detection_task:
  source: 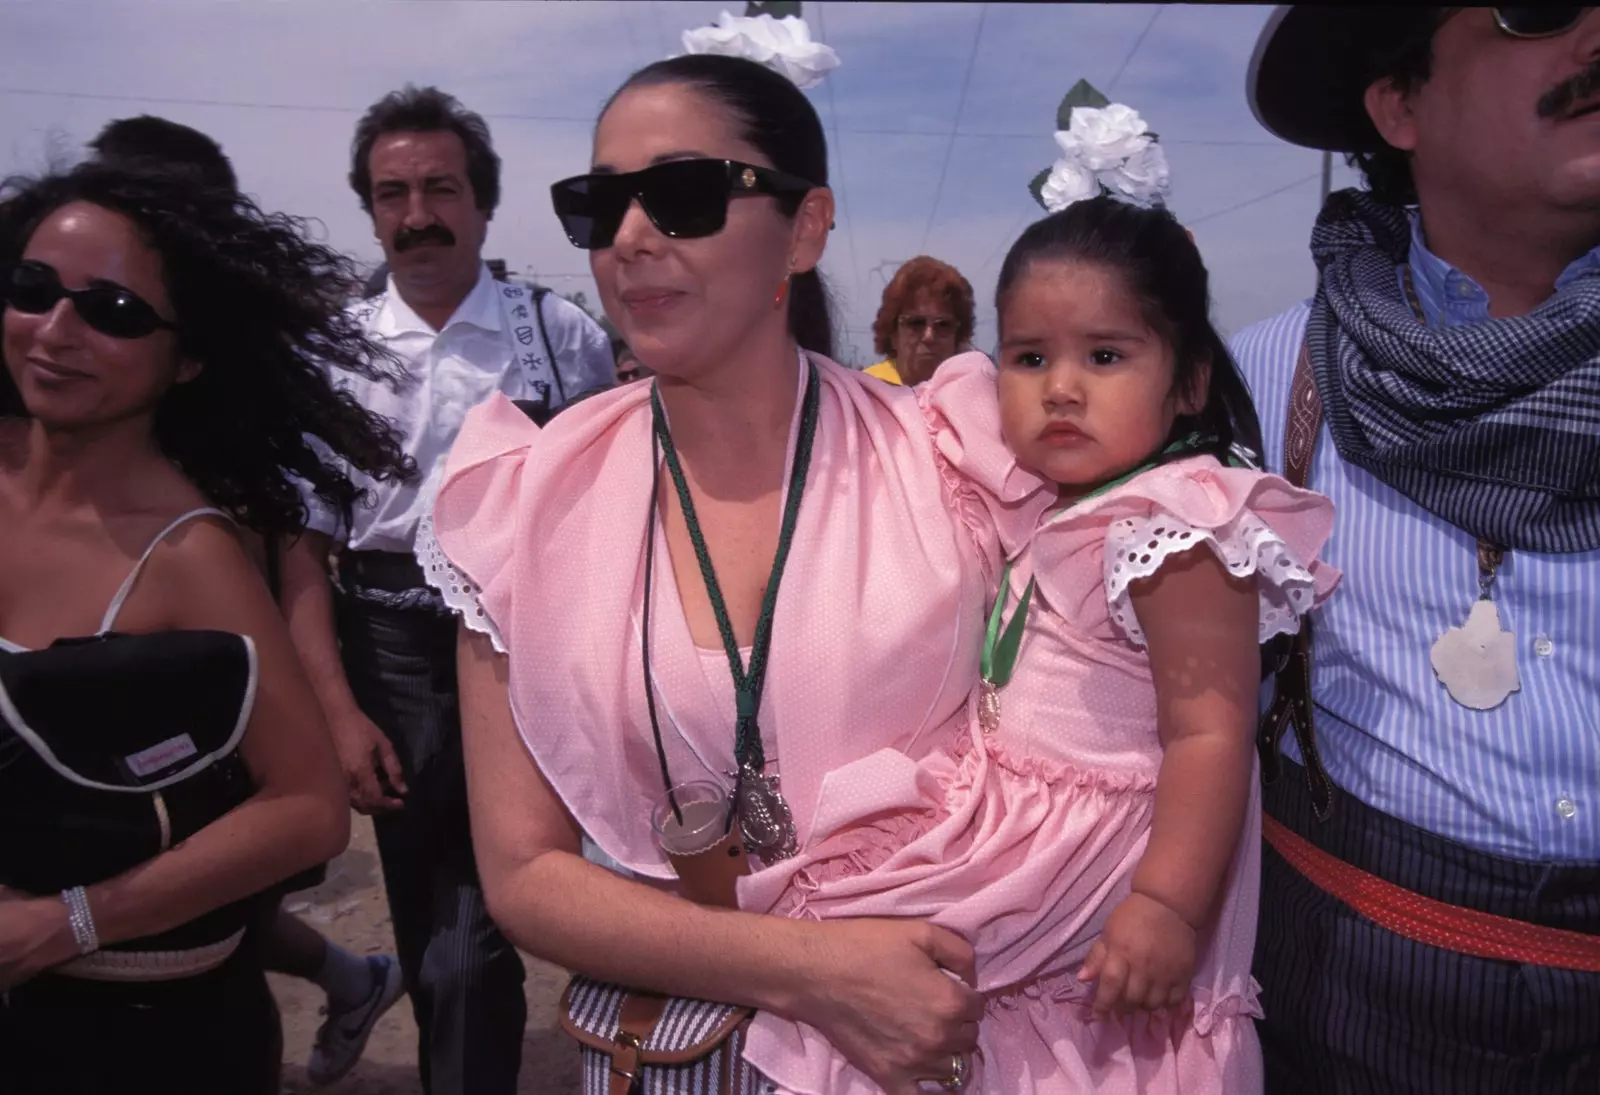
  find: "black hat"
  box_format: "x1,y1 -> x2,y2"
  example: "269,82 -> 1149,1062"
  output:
1247,6 -> 1441,153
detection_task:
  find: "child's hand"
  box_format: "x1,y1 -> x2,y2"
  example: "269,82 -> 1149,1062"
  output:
1077,891 -> 1196,1018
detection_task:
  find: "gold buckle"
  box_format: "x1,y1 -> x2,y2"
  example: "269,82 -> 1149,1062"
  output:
611,1031 -> 643,1082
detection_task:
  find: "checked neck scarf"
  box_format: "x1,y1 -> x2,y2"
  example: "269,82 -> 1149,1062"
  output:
1307,188 -> 1600,553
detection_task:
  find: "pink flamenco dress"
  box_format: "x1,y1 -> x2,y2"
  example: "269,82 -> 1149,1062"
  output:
739,353 -> 1341,1095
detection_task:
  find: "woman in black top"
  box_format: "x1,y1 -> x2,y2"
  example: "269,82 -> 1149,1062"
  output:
0,163 -> 410,1094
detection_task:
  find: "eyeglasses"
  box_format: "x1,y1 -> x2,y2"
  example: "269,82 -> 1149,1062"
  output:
897,314 -> 957,338
550,159 -> 816,250
3,260 -> 176,339
1493,8 -> 1586,38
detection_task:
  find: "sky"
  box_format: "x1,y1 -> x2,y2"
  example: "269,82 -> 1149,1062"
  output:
0,1 -> 1363,366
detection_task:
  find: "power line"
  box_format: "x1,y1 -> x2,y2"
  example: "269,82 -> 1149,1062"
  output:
0,85 -> 594,124
0,86 -> 1286,148
1106,6 -> 1163,95
1186,171 -> 1321,227
815,3 -> 862,297
918,2 -> 989,253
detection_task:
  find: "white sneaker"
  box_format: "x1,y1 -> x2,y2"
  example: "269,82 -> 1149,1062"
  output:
306,955 -> 406,1086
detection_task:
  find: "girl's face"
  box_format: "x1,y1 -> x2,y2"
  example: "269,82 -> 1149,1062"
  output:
3,201 -> 195,430
996,258 -> 1203,499
588,81 -> 831,381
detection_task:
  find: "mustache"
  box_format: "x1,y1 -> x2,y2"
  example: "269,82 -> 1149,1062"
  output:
1538,60 -> 1600,119
393,224 -> 456,253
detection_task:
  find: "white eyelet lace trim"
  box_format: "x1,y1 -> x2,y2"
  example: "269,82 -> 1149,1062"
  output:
1104,510 -> 1317,648
414,515 -> 507,655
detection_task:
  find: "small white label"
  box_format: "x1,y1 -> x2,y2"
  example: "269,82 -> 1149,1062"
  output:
124,734 -> 199,778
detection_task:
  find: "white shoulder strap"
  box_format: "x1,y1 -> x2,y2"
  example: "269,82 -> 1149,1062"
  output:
497,282 -> 566,408
98,507 -> 234,634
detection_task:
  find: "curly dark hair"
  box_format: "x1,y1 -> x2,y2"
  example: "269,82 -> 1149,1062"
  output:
0,162 -> 414,537
1347,9 -> 1445,207
349,85 -> 500,217
871,256 -> 975,358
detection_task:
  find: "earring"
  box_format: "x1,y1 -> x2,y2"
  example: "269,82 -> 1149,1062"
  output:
774,257 -> 796,308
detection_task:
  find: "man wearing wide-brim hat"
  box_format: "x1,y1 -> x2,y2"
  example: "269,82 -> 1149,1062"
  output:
1233,7 -> 1600,1092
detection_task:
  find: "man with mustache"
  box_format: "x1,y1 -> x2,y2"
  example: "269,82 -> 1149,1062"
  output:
1235,9 -> 1600,1093
279,85 -> 611,1095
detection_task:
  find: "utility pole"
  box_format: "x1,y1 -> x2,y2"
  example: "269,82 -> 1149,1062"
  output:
1319,150 -> 1333,206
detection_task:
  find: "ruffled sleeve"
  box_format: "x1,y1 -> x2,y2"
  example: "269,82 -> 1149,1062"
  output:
1031,456 -> 1340,647
917,352 -> 1057,573
422,393 -> 543,653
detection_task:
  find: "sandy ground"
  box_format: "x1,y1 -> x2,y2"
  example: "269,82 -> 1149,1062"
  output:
270,813 -> 581,1095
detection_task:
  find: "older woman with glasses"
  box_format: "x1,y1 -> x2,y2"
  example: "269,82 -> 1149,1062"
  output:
864,255 -> 975,387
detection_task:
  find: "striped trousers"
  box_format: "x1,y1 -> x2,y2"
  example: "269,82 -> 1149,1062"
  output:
1256,760 -> 1600,1094
336,591 -> 527,1095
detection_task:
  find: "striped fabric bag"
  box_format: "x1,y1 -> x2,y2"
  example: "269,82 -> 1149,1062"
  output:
561,975 -> 777,1095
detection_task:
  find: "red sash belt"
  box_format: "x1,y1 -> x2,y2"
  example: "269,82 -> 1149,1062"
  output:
1262,813 -> 1600,973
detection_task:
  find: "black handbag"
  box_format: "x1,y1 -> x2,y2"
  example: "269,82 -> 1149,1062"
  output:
0,629 -> 259,959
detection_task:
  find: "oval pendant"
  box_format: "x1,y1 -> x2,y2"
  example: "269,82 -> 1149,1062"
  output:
733,764 -> 797,862
979,680 -> 1001,734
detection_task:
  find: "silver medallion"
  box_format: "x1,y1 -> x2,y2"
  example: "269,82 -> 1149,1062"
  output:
732,762 -> 797,862
978,680 -> 1002,735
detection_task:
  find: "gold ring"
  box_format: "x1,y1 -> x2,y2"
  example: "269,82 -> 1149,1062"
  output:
937,1053 -> 968,1091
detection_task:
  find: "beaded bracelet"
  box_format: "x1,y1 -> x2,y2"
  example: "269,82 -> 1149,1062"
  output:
60,886 -> 100,956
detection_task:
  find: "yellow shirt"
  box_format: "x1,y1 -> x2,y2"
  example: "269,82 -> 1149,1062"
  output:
863,359 -> 903,385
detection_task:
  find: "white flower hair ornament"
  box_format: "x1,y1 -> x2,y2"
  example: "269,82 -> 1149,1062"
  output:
1031,80 -> 1171,213
681,6 -> 841,91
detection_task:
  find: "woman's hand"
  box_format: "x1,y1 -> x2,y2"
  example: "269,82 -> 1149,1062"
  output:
1077,891 -> 1196,1018
0,886 -> 77,991
792,918 -> 985,1095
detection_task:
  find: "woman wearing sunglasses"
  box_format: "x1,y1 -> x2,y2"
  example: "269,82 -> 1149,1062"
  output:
425,54 -> 995,1094
0,162 -> 410,1094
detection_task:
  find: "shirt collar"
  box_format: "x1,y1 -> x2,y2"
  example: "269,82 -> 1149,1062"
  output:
373,262 -> 502,338
1405,210 -> 1600,328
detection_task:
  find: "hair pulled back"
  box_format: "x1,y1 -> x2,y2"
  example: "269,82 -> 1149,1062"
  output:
995,197 -> 1262,463
606,54 -> 835,359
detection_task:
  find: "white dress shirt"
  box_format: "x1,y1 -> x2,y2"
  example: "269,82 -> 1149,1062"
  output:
306,263 -> 613,553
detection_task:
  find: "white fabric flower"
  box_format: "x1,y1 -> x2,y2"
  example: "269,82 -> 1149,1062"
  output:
681,11 -> 841,90
1054,103 -> 1152,171
1039,156 -> 1100,212
1098,141 -> 1170,206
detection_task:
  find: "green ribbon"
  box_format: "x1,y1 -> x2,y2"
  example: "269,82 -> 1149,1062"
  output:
649,361 -> 821,781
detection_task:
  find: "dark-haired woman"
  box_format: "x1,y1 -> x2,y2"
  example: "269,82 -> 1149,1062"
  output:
422,54 -> 989,1095
739,197 -> 1342,1093
0,162 -> 410,1095
864,254 -> 975,386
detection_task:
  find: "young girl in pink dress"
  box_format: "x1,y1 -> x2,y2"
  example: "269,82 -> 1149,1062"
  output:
739,197 -> 1340,1095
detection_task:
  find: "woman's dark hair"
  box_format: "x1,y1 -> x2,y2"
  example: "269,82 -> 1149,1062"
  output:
89,115 -> 239,194
0,163 -> 414,536
604,55 -> 835,359
1348,10 -> 1443,207
995,197 -> 1263,464
872,255 -> 975,357
349,85 -> 500,216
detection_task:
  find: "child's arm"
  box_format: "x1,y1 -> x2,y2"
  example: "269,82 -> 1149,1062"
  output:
1078,545 -> 1261,1016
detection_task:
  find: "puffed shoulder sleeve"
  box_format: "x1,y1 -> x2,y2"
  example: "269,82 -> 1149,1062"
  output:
1030,458 -> 1341,647
917,352 -> 1056,574
414,394 -> 541,653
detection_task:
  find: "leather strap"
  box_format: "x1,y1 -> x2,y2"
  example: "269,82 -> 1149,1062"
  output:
1256,340 -> 1338,820
607,992 -> 669,1095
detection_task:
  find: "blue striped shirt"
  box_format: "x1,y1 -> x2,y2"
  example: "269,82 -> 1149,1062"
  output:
1231,227 -> 1600,862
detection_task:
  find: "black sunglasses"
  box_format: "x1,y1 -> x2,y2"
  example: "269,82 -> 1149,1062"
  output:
550,159 -> 816,250
1493,8 -> 1586,38
3,260 -> 176,339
